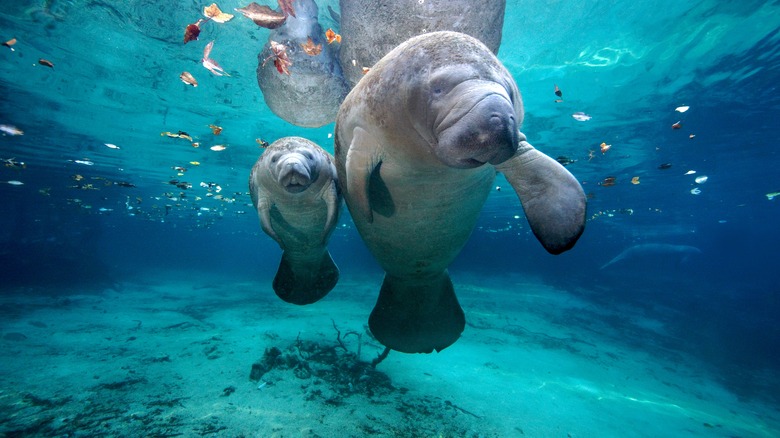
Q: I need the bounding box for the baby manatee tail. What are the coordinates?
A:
[368,271,465,354]
[273,250,339,305]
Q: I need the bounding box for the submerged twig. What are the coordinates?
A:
[371,346,391,368]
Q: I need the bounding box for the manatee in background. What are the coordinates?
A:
[334,32,586,354]
[256,0,349,127]
[600,244,702,270]
[338,0,506,87]
[249,137,342,304]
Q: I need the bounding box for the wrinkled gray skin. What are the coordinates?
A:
[257,0,349,127]
[600,244,702,270]
[338,0,506,87]
[250,137,342,305]
[334,32,586,354]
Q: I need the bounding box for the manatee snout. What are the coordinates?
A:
[278,155,316,193]
[438,94,519,168]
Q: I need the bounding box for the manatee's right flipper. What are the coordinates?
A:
[368,271,465,354]
[345,126,382,223]
[496,135,587,254]
[273,250,339,305]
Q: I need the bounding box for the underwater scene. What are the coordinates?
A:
[1,0,779,436]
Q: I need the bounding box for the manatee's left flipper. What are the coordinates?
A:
[319,178,340,244]
[345,126,382,223]
[496,134,587,254]
[256,196,284,249]
[273,250,339,305]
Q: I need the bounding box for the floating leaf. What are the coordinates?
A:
[104,143,120,149]
[210,145,227,151]
[202,41,230,76]
[203,3,234,23]
[38,58,54,68]
[277,0,296,17]
[180,71,198,87]
[184,19,204,44]
[600,142,611,154]
[325,28,341,44]
[209,124,223,135]
[0,124,23,136]
[631,176,640,185]
[675,105,689,113]
[161,131,193,141]
[235,2,287,29]
[262,40,291,75]
[2,38,16,50]
[671,121,682,129]
[554,84,562,97]
[300,37,322,56]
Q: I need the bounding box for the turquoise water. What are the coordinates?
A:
[1,1,779,436]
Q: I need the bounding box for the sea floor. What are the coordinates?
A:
[0,270,778,437]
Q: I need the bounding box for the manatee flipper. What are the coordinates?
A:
[368,271,465,354]
[345,127,382,223]
[320,179,340,244]
[272,250,339,305]
[496,136,587,254]
[256,197,282,247]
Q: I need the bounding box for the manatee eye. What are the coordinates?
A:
[302,152,313,160]
[269,153,279,163]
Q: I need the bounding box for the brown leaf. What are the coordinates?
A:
[325,28,341,44]
[184,19,204,44]
[300,37,322,56]
[179,72,198,87]
[235,2,286,29]
[277,0,296,18]
[38,58,54,68]
[203,3,234,23]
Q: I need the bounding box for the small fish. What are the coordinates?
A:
[4,180,23,185]
[572,112,591,122]
[256,138,270,148]
[105,143,120,149]
[180,72,198,87]
[161,131,193,141]
[2,38,16,51]
[658,163,672,170]
[555,156,576,166]
[210,144,227,151]
[0,124,23,136]
[38,59,54,68]
[766,192,780,200]
[671,121,682,129]
[554,84,562,98]
[600,176,617,187]
[325,28,341,44]
[73,159,94,166]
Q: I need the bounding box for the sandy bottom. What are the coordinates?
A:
[1,271,778,437]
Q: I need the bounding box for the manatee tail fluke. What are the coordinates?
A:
[368,271,465,354]
[272,251,339,305]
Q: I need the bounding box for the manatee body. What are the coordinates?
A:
[257,0,349,127]
[600,244,702,270]
[334,32,586,354]
[338,0,506,87]
[249,136,342,304]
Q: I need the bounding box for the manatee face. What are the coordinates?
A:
[265,148,321,194]
[416,64,520,169]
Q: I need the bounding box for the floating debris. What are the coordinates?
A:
[202,41,230,76]
[300,37,322,56]
[210,144,227,151]
[183,19,205,44]
[2,157,25,169]
[554,84,562,98]
[572,112,591,122]
[658,163,672,170]
[114,181,135,188]
[262,40,292,75]
[0,124,23,136]
[689,134,696,139]
[72,174,84,181]
[38,58,54,68]
[278,0,296,17]
[675,106,690,113]
[671,121,682,129]
[766,191,780,201]
[235,2,287,29]
[631,176,640,185]
[2,38,16,50]
[72,159,94,166]
[325,28,341,44]
[173,166,187,173]
[600,142,611,154]
[169,179,192,190]
[690,187,701,195]
[209,124,223,135]
[3,180,23,185]
[180,71,198,87]
[189,161,201,166]
[694,175,708,184]
[161,131,193,141]
[599,176,617,187]
[203,3,234,23]
[684,170,696,175]
[105,143,120,149]
[362,67,371,75]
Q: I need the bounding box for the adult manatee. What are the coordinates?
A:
[334,32,586,354]
[338,0,506,87]
[600,244,702,270]
[249,136,342,304]
[257,0,349,127]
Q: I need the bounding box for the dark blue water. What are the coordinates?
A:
[1,1,780,435]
